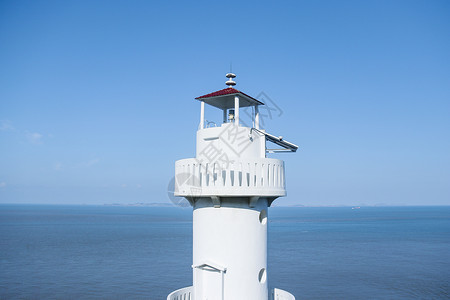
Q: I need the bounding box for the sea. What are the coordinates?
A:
[0,205,449,300]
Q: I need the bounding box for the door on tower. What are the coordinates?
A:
[193,262,226,300]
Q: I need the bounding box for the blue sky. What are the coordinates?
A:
[1,0,449,206]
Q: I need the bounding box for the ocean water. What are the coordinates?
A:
[0,205,449,299]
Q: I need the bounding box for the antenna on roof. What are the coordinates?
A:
[226,72,236,87]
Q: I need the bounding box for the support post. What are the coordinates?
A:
[200,101,205,129]
[223,109,227,124]
[255,105,260,129]
[234,96,239,126]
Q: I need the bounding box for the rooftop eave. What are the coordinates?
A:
[195,88,264,109]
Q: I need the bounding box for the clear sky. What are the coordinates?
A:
[1,0,449,206]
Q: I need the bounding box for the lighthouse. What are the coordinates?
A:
[167,73,297,300]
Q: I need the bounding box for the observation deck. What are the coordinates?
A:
[174,157,286,200]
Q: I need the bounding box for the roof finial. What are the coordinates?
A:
[225,72,236,87]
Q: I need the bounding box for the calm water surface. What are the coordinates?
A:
[0,205,449,299]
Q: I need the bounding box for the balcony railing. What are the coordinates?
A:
[167,286,193,300]
[167,287,294,300]
[272,288,295,300]
[174,158,286,198]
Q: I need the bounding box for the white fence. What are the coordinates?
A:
[167,286,294,300]
[175,158,286,197]
[167,286,193,300]
[272,288,296,300]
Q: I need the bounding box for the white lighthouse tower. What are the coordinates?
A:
[167,73,297,300]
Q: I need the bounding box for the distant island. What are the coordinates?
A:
[103,202,176,207]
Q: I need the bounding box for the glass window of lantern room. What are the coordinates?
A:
[203,102,224,128]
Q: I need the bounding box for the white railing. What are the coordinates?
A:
[167,286,294,300]
[167,286,193,300]
[272,288,296,300]
[174,158,286,197]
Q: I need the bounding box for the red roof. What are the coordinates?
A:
[196,87,240,99]
[196,87,263,105]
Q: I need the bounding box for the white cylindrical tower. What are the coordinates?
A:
[193,198,268,299]
[168,73,297,300]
